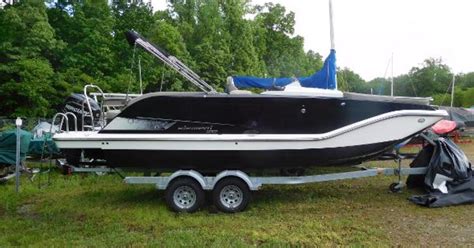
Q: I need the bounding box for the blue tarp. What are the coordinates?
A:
[232,49,337,90]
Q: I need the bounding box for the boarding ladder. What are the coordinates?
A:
[81,84,106,131]
[37,112,78,188]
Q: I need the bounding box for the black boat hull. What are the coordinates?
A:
[100,93,436,135]
[99,140,396,171]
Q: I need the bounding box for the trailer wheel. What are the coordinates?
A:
[213,177,250,213]
[389,182,402,193]
[165,177,204,213]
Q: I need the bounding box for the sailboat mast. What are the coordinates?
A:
[390,53,394,97]
[329,0,335,50]
[329,0,337,89]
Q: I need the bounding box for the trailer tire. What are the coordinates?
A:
[165,177,204,213]
[389,182,402,193]
[213,177,250,213]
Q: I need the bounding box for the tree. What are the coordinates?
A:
[253,3,318,78]
[338,68,368,93]
[109,0,155,93]
[60,0,115,90]
[2,1,474,117]
[221,0,263,76]
[460,88,474,107]
[0,1,65,117]
[301,50,323,77]
[457,72,474,90]
[146,20,193,91]
[189,1,231,89]
[407,58,452,97]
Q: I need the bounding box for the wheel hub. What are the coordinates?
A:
[173,186,196,209]
[220,185,243,209]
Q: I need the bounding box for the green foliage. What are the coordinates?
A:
[1,0,474,117]
[432,91,463,107]
[222,0,263,76]
[407,58,452,97]
[338,68,368,93]
[253,3,312,77]
[147,20,192,91]
[433,87,474,107]
[457,72,474,89]
[0,1,64,117]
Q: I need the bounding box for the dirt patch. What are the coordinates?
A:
[460,142,474,159]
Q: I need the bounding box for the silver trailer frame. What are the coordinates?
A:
[122,159,428,213]
[0,172,17,183]
[124,166,427,191]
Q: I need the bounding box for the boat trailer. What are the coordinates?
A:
[123,155,427,213]
[0,171,17,183]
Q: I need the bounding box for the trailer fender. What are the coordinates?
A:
[159,170,207,190]
[211,170,261,191]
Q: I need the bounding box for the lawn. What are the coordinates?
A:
[1,142,473,247]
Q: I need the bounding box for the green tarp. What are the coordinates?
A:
[28,133,60,157]
[0,129,32,165]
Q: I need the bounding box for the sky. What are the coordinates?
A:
[150,0,474,81]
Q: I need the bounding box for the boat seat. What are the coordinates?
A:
[106,109,121,120]
[226,76,253,95]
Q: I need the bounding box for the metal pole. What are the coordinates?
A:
[390,53,394,97]
[450,74,455,107]
[328,0,337,90]
[138,57,143,95]
[329,0,335,50]
[15,117,22,193]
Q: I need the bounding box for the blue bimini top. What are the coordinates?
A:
[232,49,337,90]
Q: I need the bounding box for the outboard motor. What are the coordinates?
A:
[60,93,102,131]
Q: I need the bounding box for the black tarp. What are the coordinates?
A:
[407,138,474,207]
[440,107,474,127]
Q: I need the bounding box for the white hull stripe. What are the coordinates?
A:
[53,110,448,151]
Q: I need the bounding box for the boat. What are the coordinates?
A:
[52,27,448,173]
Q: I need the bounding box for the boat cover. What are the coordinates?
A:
[440,106,474,127]
[407,138,474,207]
[32,121,59,138]
[28,134,60,157]
[29,122,60,157]
[231,49,337,90]
[0,129,32,165]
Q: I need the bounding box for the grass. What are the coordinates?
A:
[0,141,473,247]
